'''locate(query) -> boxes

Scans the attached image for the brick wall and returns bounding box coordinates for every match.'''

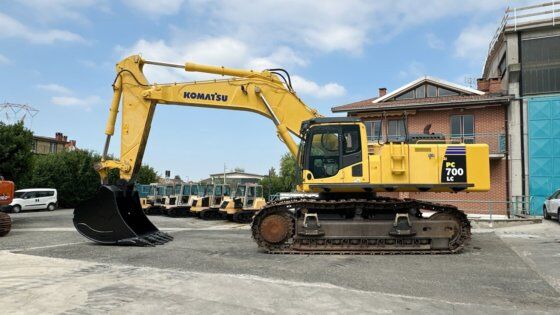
[356,104,509,216]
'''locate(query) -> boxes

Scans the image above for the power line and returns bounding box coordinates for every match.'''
[0,102,39,125]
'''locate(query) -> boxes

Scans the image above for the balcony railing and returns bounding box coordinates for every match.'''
[368,133,508,156]
[488,2,560,55]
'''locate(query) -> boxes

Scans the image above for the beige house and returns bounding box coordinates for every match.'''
[32,132,77,155]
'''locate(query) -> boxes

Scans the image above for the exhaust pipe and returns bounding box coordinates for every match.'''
[73,185,173,246]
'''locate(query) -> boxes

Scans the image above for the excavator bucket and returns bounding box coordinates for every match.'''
[73,185,173,246]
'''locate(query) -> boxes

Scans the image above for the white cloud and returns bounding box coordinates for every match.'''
[122,0,185,16]
[51,95,102,110]
[37,83,73,94]
[0,54,11,65]
[0,12,85,44]
[117,37,343,99]
[454,23,496,63]
[292,76,346,98]
[426,33,445,50]
[16,0,111,24]
[183,0,507,54]
[398,61,426,80]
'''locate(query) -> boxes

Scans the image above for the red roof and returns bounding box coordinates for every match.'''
[332,93,510,113]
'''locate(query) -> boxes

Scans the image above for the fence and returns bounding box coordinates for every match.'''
[488,2,560,54]
[418,196,534,226]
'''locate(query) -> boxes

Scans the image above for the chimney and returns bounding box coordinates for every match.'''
[378,88,387,97]
[476,78,490,92]
[477,77,502,94]
[488,77,502,94]
[55,132,62,141]
[63,135,68,142]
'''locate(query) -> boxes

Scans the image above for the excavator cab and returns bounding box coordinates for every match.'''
[219,183,266,223]
[162,183,193,217]
[199,184,232,220]
[190,184,214,216]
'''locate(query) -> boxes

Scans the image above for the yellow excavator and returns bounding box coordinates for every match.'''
[218,183,267,223]
[74,55,490,253]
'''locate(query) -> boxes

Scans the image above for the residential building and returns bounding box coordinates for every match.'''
[332,77,511,216]
[32,132,77,155]
[482,2,560,214]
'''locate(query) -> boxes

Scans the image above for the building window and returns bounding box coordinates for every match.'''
[427,85,437,97]
[415,85,425,98]
[521,36,560,95]
[388,119,406,141]
[49,142,57,153]
[438,88,459,96]
[498,54,506,77]
[364,120,382,141]
[450,115,474,143]
[395,90,414,100]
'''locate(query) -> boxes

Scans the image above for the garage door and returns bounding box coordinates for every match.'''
[528,96,560,214]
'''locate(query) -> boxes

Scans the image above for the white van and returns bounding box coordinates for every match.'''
[10,189,58,213]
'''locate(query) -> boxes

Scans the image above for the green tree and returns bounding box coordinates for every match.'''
[0,122,34,187]
[137,165,158,184]
[279,153,297,191]
[29,150,101,208]
[260,153,297,199]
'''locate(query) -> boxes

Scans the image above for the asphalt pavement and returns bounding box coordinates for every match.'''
[1,209,559,314]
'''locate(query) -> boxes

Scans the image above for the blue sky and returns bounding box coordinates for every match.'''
[0,0,532,180]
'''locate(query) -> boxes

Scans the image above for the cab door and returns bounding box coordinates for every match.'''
[302,124,367,187]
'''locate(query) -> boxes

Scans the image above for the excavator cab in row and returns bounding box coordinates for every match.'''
[219,183,266,223]
[199,184,232,220]
[162,183,195,217]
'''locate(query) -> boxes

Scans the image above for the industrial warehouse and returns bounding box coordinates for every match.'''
[1,1,560,314]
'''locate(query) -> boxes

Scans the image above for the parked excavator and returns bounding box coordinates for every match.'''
[74,55,490,253]
[218,183,266,223]
[162,183,194,217]
[144,184,167,215]
[199,184,232,220]
[189,183,214,217]
[0,178,15,237]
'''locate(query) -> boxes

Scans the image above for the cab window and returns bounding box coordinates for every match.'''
[224,186,231,196]
[182,185,191,196]
[343,128,361,154]
[248,186,256,197]
[236,186,246,197]
[308,129,340,179]
[215,185,223,196]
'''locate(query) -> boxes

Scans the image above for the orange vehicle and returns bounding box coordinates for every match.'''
[0,178,14,237]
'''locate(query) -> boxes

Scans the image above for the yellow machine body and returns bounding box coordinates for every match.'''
[73,54,490,249]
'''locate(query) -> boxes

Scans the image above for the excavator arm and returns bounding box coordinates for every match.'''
[98,55,320,182]
[74,55,321,246]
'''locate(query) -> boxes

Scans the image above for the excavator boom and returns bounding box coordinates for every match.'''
[74,55,320,245]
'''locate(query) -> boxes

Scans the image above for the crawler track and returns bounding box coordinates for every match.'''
[0,211,11,237]
[251,197,471,255]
